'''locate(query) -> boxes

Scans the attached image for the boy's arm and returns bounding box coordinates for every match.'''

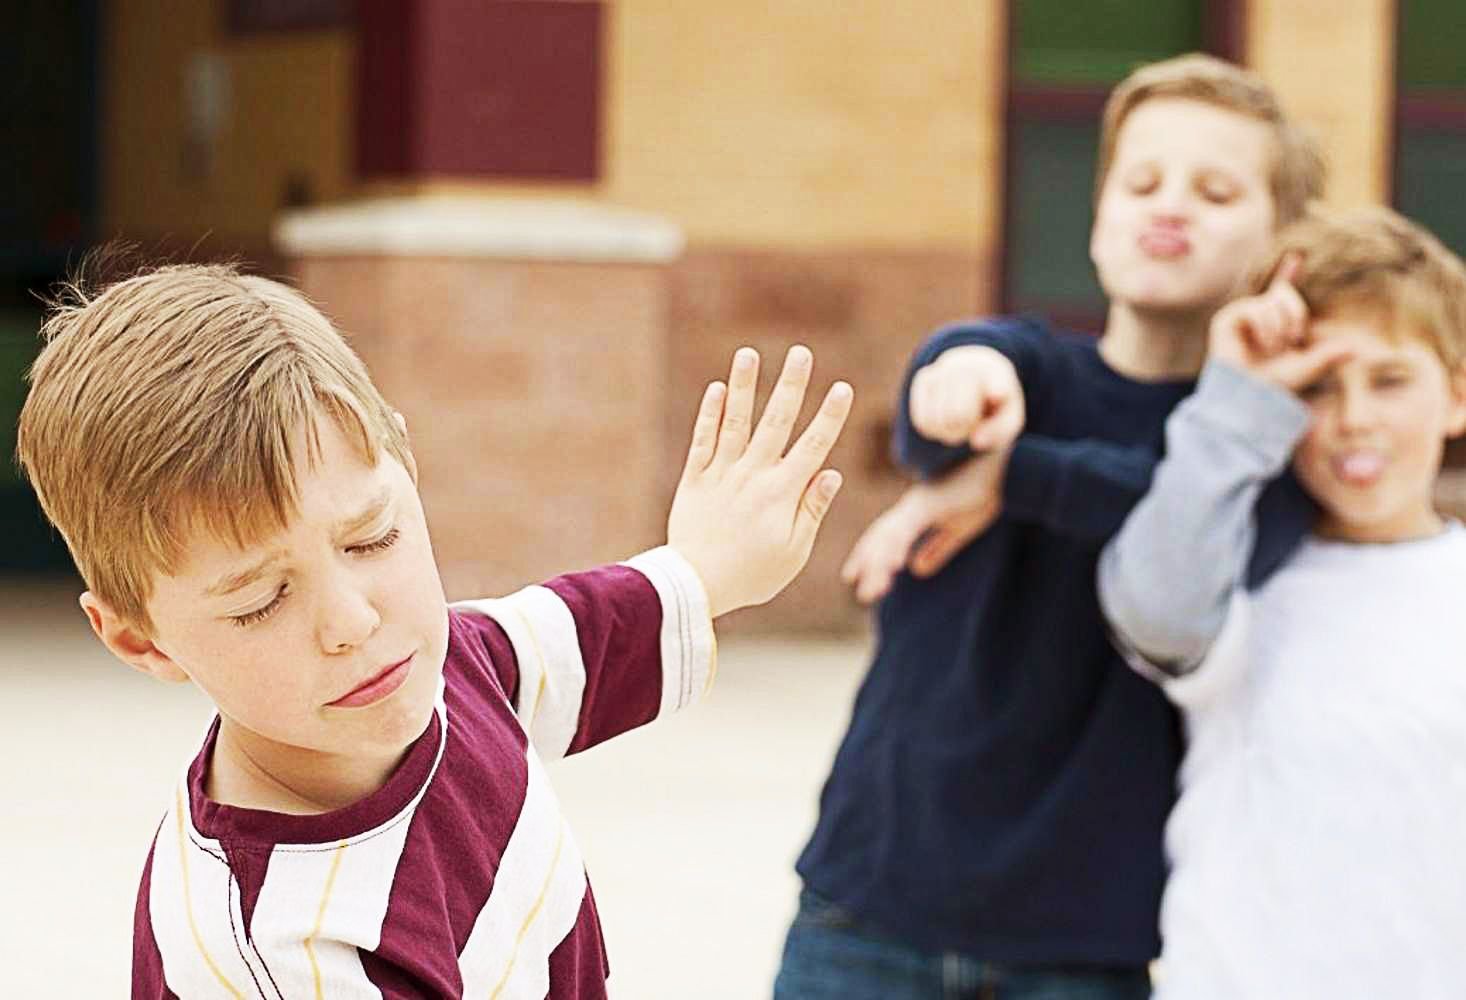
[1000,435,1316,559]
[461,345,852,759]
[454,548,714,759]
[1097,361,1311,672]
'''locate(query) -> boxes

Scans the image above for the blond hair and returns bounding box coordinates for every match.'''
[1097,53,1325,227]
[16,263,412,631]
[1251,205,1466,368]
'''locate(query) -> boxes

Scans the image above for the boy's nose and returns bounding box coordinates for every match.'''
[1336,386,1380,432]
[318,584,382,653]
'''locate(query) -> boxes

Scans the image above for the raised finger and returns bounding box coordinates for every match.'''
[680,380,727,479]
[747,345,814,462]
[1272,282,1309,343]
[784,380,854,481]
[712,347,760,467]
[1270,251,1304,293]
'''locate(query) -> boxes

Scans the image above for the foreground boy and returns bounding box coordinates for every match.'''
[1100,207,1466,997]
[16,264,852,997]
[778,55,1321,998]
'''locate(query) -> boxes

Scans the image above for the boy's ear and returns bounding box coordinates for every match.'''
[392,410,420,482]
[1448,366,1466,438]
[79,592,190,684]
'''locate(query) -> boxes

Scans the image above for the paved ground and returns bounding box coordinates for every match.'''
[0,574,872,998]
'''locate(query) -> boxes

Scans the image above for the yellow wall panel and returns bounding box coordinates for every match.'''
[1247,0,1395,206]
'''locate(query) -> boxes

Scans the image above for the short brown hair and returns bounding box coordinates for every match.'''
[1251,205,1466,368]
[17,263,412,631]
[1096,53,1325,227]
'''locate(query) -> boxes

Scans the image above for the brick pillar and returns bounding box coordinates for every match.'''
[1247,0,1395,205]
[275,196,683,600]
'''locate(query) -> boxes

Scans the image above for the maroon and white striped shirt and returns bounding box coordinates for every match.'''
[132,547,714,998]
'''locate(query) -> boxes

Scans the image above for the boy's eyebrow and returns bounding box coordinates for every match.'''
[333,486,395,543]
[205,553,286,599]
[203,487,395,598]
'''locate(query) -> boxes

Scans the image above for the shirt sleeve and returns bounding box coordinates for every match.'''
[1000,435,1160,545]
[893,318,1058,478]
[451,546,716,761]
[1098,360,1311,676]
[998,433,1318,558]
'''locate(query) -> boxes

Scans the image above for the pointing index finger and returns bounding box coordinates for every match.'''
[1271,251,1304,292]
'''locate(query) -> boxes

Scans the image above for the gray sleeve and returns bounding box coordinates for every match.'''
[1098,361,1312,675]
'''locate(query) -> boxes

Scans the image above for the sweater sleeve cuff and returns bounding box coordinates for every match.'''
[1189,360,1313,467]
[1001,437,1064,522]
[622,546,718,716]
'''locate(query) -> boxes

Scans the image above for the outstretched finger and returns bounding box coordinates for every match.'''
[747,345,814,462]
[784,380,854,480]
[681,380,727,479]
[843,522,905,604]
[1272,336,1359,392]
[1270,251,1304,291]
[712,347,761,467]
[910,511,988,576]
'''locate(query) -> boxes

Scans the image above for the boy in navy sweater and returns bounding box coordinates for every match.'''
[776,55,1324,999]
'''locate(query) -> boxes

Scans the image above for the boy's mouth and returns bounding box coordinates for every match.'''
[1138,230,1190,259]
[1331,450,1386,486]
[328,654,415,708]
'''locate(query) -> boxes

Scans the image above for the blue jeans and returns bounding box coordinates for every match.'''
[773,889,1151,1000]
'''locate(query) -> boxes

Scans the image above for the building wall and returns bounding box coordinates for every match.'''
[1247,0,1397,205]
[104,0,356,254]
[104,1,1004,255]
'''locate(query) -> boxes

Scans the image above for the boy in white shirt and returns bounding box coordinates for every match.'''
[1099,205,1466,998]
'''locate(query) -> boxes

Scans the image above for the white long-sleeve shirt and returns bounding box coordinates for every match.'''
[1101,362,1466,998]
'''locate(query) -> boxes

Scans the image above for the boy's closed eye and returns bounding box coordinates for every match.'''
[1123,164,1161,196]
[1370,367,1413,391]
[226,526,403,628]
[1196,173,1240,204]
[231,583,290,628]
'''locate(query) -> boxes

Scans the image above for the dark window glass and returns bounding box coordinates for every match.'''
[1396,127,1466,258]
[1006,120,1106,320]
[1013,0,1204,86]
[1398,0,1466,91]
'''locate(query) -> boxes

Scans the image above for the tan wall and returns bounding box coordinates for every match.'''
[605,0,1005,251]
[104,0,356,249]
[1247,0,1396,205]
[105,1,1004,256]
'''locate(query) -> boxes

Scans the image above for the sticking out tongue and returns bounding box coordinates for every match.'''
[1336,452,1384,485]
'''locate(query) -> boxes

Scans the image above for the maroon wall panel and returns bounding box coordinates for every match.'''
[358,0,602,181]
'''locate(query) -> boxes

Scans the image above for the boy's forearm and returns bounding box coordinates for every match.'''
[1098,361,1311,673]
[1001,436,1159,545]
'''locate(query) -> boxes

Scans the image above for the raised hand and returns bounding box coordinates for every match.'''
[1208,254,1355,391]
[668,346,853,618]
[908,345,1026,452]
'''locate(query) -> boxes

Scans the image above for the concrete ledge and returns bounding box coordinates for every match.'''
[274,195,685,263]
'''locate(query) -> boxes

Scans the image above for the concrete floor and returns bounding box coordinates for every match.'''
[0,574,872,998]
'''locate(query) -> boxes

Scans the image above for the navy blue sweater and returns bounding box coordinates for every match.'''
[795,317,1313,965]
